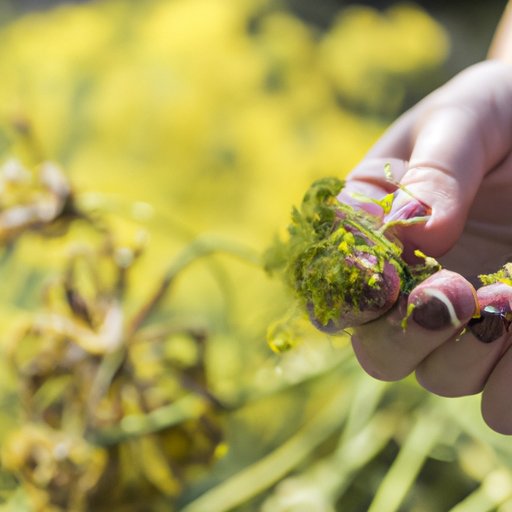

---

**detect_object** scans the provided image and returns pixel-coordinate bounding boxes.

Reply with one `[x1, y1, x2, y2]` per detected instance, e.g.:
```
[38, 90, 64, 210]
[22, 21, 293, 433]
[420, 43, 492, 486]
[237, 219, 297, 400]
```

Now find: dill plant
[265, 175, 440, 337]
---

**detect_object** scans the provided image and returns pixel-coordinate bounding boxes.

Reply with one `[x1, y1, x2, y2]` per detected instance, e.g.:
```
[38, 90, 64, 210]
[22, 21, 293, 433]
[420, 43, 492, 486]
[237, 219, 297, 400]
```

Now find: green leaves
[266, 176, 439, 333]
[479, 262, 512, 287]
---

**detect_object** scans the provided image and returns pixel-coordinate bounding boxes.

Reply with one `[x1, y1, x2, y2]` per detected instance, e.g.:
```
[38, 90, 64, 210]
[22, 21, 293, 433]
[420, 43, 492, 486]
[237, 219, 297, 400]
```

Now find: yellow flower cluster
[0, 0, 447, 245]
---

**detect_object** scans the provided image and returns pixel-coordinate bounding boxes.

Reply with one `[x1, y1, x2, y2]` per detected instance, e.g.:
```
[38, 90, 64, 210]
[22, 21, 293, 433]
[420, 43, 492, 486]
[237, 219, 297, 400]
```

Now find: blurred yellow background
[0, 1, 509, 511]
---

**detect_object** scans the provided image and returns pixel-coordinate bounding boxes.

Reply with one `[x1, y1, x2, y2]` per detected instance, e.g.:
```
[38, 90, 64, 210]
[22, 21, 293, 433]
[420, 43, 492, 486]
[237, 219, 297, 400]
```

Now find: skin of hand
[340, 59, 512, 435]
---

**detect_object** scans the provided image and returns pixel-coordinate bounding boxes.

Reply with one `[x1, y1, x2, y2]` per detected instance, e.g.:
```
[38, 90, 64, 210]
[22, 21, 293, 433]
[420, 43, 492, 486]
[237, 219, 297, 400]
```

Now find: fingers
[478, 284, 512, 435]
[425, 279, 512, 435]
[416, 283, 512, 397]
[388, 94, 503, 256]
[351, 270, 477, 381]
[415, 331, 510, 398]
[337, 158, 409, 218]
[415, 283, 512, 398]
[481, 346, 512, 435]
[353, 269, 512, 435]
[344, 61, 512, 257]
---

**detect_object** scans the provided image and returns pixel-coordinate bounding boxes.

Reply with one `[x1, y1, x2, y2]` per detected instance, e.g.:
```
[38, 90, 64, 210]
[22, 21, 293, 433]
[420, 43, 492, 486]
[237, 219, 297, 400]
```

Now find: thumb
[383, 62, 512, 257]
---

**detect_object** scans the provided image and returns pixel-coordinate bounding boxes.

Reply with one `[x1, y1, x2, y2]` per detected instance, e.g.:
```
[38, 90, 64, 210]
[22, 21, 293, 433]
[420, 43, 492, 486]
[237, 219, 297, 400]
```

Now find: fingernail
[468, 311, 507, 343]
[412, 294, 452, 330]
[408, 270, 478, 331]
[468, 283, 512, 343]
[337, 189, 385, 218]
[384, 191, 430, 223]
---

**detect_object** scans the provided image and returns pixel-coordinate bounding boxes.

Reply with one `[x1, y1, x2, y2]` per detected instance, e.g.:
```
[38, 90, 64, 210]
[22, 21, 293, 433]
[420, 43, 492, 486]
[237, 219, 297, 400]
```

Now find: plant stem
[88, 394, 206, 446]
[367, 403, 445, 512]
[128, 236, 260, 334]
[180, 385, 351, 512]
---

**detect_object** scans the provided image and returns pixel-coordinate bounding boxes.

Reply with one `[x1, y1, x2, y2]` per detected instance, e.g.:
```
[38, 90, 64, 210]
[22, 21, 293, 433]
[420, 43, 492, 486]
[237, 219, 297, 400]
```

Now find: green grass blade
[181, 386, 351, 512]
[368, 405, 445, 512]
[449, 470, 512, 512]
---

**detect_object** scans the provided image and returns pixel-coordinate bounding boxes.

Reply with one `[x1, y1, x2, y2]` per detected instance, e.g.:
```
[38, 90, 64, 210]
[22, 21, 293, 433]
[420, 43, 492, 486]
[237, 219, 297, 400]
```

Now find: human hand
[339, 60, 512, 434]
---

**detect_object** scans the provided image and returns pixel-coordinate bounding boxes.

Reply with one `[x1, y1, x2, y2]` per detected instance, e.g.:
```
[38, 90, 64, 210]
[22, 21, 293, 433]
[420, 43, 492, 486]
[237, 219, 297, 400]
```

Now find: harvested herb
[479, 262, 512, 287]
[265, 177, 440, 336]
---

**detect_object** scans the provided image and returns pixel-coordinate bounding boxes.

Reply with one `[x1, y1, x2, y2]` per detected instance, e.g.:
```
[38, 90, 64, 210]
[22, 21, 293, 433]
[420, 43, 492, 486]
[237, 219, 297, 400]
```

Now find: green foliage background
[0, 1, 510, 511]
